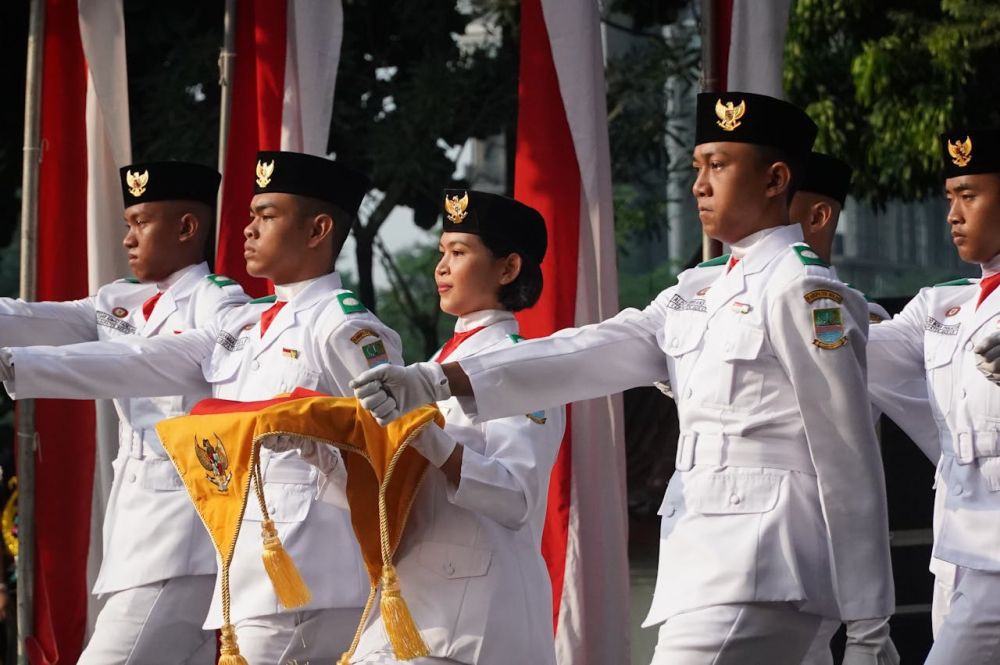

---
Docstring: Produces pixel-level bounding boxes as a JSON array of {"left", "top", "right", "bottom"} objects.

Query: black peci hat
[
  {"left": 119, "top": 161, "right": 220, "bottom": 208},
  {"left": 695, "top": 91, "right": 817, "bottom": 159},
  {"left": 253, "top": 151, "right": 372, "bottom": 216},
  {"left": 441, "top": 190, "right": 547, "bottom": 264},
  {"left": 940, "top": 128, "right": 1000, "bottom": 178},
  {"left": 799, "top": 152, "right": 852, "bottom": 206}
]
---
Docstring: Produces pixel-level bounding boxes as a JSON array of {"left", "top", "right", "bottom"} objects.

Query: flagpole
[
  {"left": 216, "top": 0, "right": 237, "bottom": 246},
  {"left": 18, "top": 0, "right": 46, "bottom": 661},
  {"left": 699, "top": 0, "right": 724, "bottom": 261}
]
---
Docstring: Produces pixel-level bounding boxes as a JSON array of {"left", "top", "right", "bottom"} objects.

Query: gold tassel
[
  {"left": 380, "top": 563, "right": 429, "bottom": 659},
  {"left": 217, "top": 623, "right": 250, "bottom": 665},
  {"left": 261, "top": 518, "right": 312, "bottom": 608},
  {"left": 336, "top": 654, "right": 353, "bottom": 665}
]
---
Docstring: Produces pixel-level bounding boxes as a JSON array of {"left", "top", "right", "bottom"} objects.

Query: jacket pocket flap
[
  {"left": 417, "top": 541, "right": 492, "bottom": 579},
  {"left": 719, "top": 324, "right": 765, "bottom": 362},
  {"left": 688, "top": 472, "right": 782, "bottom": 514},
  {"left": 139, "top": 458, "right": 185, "bottom": 491}
]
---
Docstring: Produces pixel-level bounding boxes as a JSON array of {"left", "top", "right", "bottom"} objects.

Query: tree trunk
[{"left": 354, "top": 225, "right": 377, "bottom": 312}]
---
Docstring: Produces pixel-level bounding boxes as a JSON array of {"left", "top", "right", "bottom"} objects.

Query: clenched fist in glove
[{"left": 350, "top": 362, "right": 452, "bottom": 425}]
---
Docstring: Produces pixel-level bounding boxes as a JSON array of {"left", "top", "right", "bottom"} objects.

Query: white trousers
[
  {"left": 78, "top": 575, "right": 215, "bottom": 665},
  {"left": 801, "top": 618, "right": 840, "bottom": 665},
  {"left": 235, "top": 606, "right": 361, "bottom": 663},
  {"left": 650, "top": 603, "right": 824, "bottom": 665},
  {"left": 925, "top": 566, "right": 1000, "bottom": 665}
]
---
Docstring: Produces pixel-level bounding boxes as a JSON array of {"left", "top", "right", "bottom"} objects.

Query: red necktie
[
  {"left": 978, "top": 273, "right": 1000, "bottom": 309},
  {"left": 142, "top": 292, "right": 163, "bottom": 321},
  {"left": 436, "top": 326, "right": 486, "bottom": 363},
  {"left": 259, "top": 301, "right": 287, "bottom": 337},
  {"left": 727, "top": 256, "right": 741, "bottom": 273}
]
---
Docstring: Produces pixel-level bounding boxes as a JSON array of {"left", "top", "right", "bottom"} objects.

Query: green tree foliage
[{"left": 785, "top": 0, "right": 1000, "bottom": 206}]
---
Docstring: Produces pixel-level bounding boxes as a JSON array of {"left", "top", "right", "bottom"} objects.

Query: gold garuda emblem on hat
[
  {"left": 256, "top": 160, "right": 275, "bottom": 188},
  {"left": 444, "top": 192, "right": 469, "bottom": 223},
  {"left": 195, "top": 434, "right": 232, "bottom": 492},
  {"left": 715, "top": 99, "right": 746, "bottom": 132},
  {"left": 947, "top": 136, "right": 973, "bottom": 167},
  {"left": 125, "top": 169, "right": 149, "bottom": 197}
]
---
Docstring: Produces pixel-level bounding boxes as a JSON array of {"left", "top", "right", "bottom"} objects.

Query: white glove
[
  {"left": 350, "top": 362, "right": 451, "bottom": 426},
  {"left": 0, "top": 349, "right": 13, "bottom": 383},
  {"left": 975, "top": 331, "right": 1000, "bottom": 385},
  {"left": 842, "top": 617, "right": 899, "bottom": 665},
  {"left": 410, "top": 423, "right": 458, "bottom": 468}
]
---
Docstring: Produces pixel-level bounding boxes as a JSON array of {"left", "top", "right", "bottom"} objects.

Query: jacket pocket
[
  {"left": 416, "top": 541, "right": 492, "bottom": 579},
  {"left": 139, "top": 458, "right": 185, "bottom": 491},
  {"left": 687, "top": 471, "right": 782, "bottom": 515}
]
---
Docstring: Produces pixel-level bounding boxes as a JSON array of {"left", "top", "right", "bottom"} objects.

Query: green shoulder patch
[
  {"left": 933, "top": 278, "right": 974, "bottom": 288},
  {"left": 697, "top": 254, "right": 730, "bottom": 268},
  {"left": 337, "top": 292, "right": 366, "bottom": 314},
  {"left": 792, "top": 244, "right": 829, "bottom": 267},
  {"left": 206, "top": 273, "right": 238, "bottom": 288},
  {"left": 123, "top": 277, "right": 140, "bottom": 284},
  {"left": 249, "top": 294, "right": 277, "bottom": 304},
  {"left": 509, "top": 334, "right": 525, "bottom": 344}
]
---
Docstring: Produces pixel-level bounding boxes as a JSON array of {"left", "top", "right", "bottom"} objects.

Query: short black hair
[
  {"left": 752, "top": 144, "right": 803, "bottom": 202},
  {"left": 492, "top": 249, "right": 543, "bottom": 312}
]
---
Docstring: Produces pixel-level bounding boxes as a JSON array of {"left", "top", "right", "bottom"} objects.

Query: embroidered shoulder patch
[
  {"left": 206, "top": 274, "right": 238, "bottom": 288},
  {"left": 338, "top": 292, "right": 366, "bottom": 314},
  {"left": 249, "top": 294, "right": 277, "bottom": 305},
  {"left": 804, "top": 289, "right": 843, "bottom": 304},
  {"left": 361, "top": 340, "right": 388, "bottom": 367},
  {"left": 351, "top": 328, "right": 379, "bottom": 345},
  {"left": 793, "top": 244, "right": 829, "bottom": 267},
  {"left": 933, "top": 278, "right": 974, "bottom": 288},
  {"left": 812, "top": 307, "right": 847, "bottom": 349},
  {"left": 697, "top": 254, "right": 730, "bottom": 268}
]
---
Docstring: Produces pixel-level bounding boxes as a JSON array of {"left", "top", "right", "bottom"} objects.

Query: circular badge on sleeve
[{"left": 112, "top": 307, "right": 128, "bottom": 318}]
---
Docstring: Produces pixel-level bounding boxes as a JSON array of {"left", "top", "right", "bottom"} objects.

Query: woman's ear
[{"left": 499, "top": 253, "right": 522, "bottom": 286}]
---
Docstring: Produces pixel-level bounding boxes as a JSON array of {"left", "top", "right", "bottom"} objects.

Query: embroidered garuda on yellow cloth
[{"left": 156, "top": 387, "right": 443, "bottom": 664}]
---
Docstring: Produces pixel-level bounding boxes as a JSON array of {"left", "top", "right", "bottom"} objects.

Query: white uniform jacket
[
  {"left": 0, "top": 262, "right": 247, "bottom": 593},
  {"left": 354, "top": 310, "right": 565, "bottom": 664},
  {"left": 868, "top": 269, "right": 1000, "bottom": 572},
  {"left": 456, "top": 225, "right": 894, "bottom": 623},
  {"left": 7, "top": 272, "right": 402, "bottom": 626}
]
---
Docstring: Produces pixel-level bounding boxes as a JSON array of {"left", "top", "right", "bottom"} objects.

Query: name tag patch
[
  {"left": 96, "top": 311, "right": 137, "bottom": 335},
  {"left": 667, "top": 294, "right": 707, "bottom": 313},
  {"left": 216, "top": 330, "right": 250, "bottom": 352},
  {"left": 925, "top": 317, "right": 959, "bottom": 336}
]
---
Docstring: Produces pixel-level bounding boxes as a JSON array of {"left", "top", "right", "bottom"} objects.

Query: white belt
[
  {"left": 118, "top": 422, "right": 163, "bottom": 460},
  {"left": 675, "top": 431, "right": 816, "bottom": 475},
  {"left": 943, "top": 430, "right": 1000, "bottom": 465}
]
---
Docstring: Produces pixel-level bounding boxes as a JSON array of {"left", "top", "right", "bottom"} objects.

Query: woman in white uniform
[{"left": 351, "top": 190, "right": 565, "bottom": 664}]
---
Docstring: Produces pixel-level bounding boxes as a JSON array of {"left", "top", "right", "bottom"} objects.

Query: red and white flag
[
  {"left": 514, "top": 1, "right": 630, "bottom": 662},
  {"left": 713, "top": 0, "right": 793, "bottom": 96},
  {"left": 216, "top": 0, "right": 344, "bottom": 296},
  {"left": 29, "top": 0, "right": 131, "bottom": 662}
]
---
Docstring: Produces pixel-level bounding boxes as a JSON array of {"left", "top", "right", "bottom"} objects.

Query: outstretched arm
[{"left": 5, "top": 329, "right": 215, "bottom": 400}]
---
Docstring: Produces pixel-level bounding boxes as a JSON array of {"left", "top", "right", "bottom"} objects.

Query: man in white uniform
[
  {"left": 866, "top": 127, "right": 1000, "bottom": 664},
  {"left": 353, "top": 92, "right": 899, "bottom": 665},
  {"left": 0, "top": 161, "right": 248, "bottom": 664},
  {"left": 0, "top": 152, "right": 401, "bottom": 662},
  {"left": 791, "top": 152, "right": 943, "bottom": 664}
]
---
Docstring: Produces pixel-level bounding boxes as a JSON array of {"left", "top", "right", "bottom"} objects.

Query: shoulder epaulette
[
  {"left": 933, "top": 278, "right": 974, "bottom": 287},
  {"left": 696, "top": 254, "right": 730, "bottom": 268},
  {"left": 122, "top": 277, "right": 141, "bottom": 284},
  {"left": 509, "top": 333, "right": 524, "bottom": 344},
  {"left": 337, "top": 291, "right": 367, "bottom": 314},
  {"left": 249, "top": 294, "right": 277, "bottom": 304},
  {"left": 792, "top": 243, "right": 829, "bottom": 267},
  {"left": 206, "top": 273, "right": 238, "bottom": 288}
]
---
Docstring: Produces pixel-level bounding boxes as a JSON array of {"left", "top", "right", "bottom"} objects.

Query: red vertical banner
[
  {"left": 27, "top": 0, "right": 97, "bottom": 662},
  {"left": 714, "top": 0, "right": 735, "bottom": 91},
  {"left": 216, "top": 0, "right": 288, "bottom": 297},
  {"left": 513, "top": 0, "right": 582, "bottom": 631}
]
